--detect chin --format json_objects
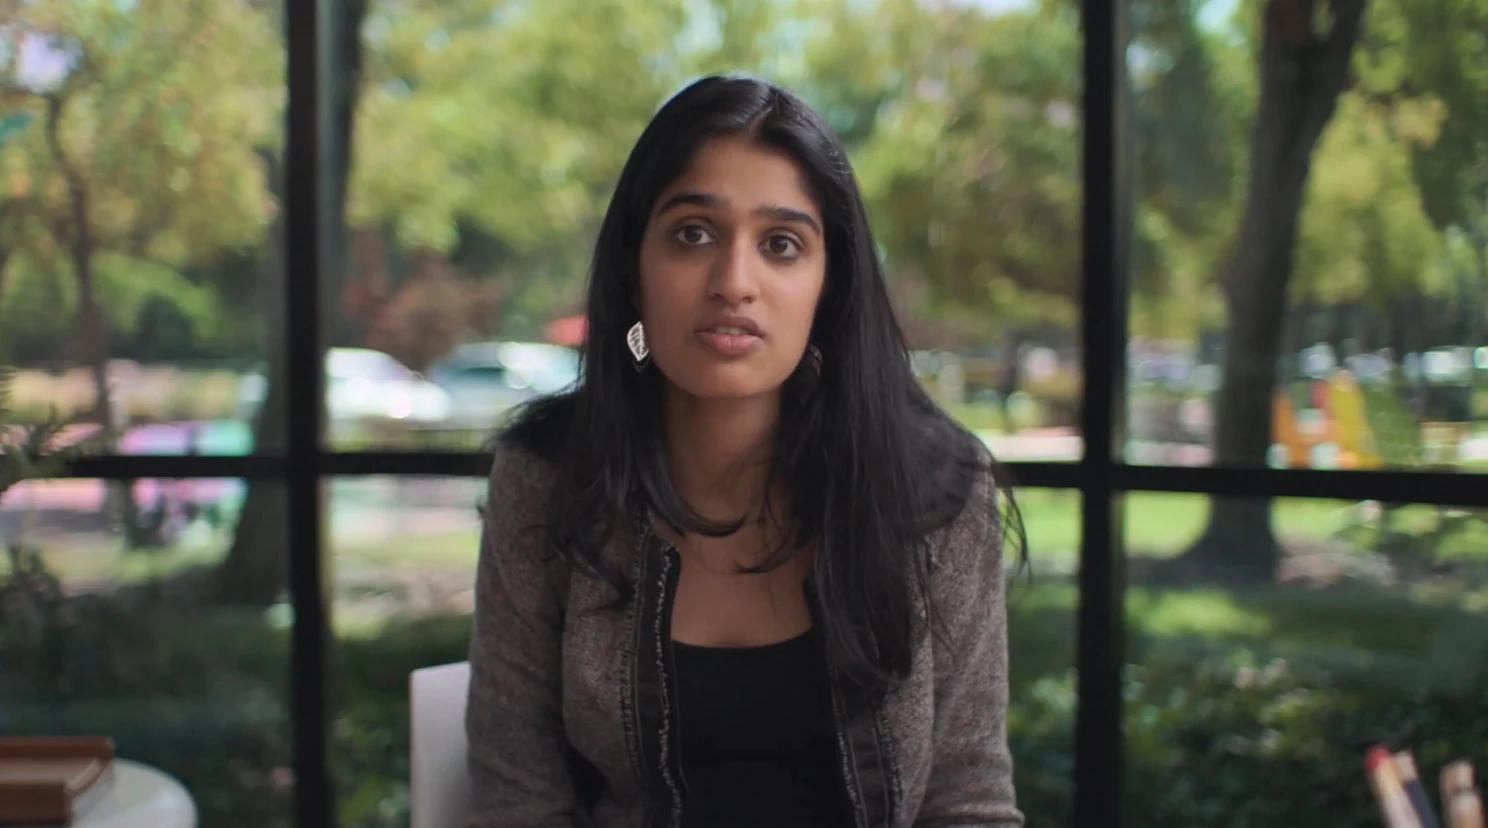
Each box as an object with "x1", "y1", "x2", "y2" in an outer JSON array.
[{"x1": 665, "y1": 366, "x2": 784, "y2": 402}]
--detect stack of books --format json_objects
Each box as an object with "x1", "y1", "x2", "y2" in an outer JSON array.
[
  {"x1": 0, "y1": 738, "x2": 116, "y2": 827},
  {"x1": 1366, "y1": 746, "x2": 1485, "y2": 828}
]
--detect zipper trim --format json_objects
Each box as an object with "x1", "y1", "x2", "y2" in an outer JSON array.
[
  {"x1": 618, "y1": 525, "x2": 653, "y2": 825},
  {"x1": 808, "y1": 580, "x2": 870, "y2": 828},
  {"x1": 651, "y1": 529, "x2": 687, "y2": 826},
  {"x1": 826, "y1": 659, "x2": 871, "y2": 828},
  {"x1": 869, "y1": 701, "x2": 898, "y2": 823}
]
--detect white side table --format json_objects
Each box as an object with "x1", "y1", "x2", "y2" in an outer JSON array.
[{"x1": 22, "y1": 759, "x2": 198, "y2": 828}]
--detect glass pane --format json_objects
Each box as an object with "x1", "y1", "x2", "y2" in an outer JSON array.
[
  {"x1": 334, "y1": 0, "x2": 1082, "y2": 460},
  {"x1": 1123, "y1": 492, "x2": 1488, "y2": 825},
  {"x1": 1007, "y1": 487, "x2": 1080, "y2": 827},
  {"x1": 1, "y1": 477, "x2": 292, "y2": 828},
  {"x1": 1125, "y1": 0, "x2": 1487, "y2": 471},
  {"x1": 327, "y1": 477, "x2": 1078, "y2": 826},
  {"x1": 0, "y1": 3, "x2": 286, "y2": 455},
  {"x1": 327, "y1": 475, "x2": 484, "y2": 827}
]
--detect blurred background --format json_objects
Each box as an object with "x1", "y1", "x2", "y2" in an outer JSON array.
[{"x1": 0, "y1": 0, "x2": 1484, "y2": 826}]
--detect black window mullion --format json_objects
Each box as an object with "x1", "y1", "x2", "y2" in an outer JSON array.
[
  {"x1": 1075, "y1": 0, "x2": 1132, "y2": 823},
  {"x1": 57, "y1": 454, "x2": 1488, "y2": 510},
  {"x1": 285, "y1": 0, "x2": 331, "y2": 824}
]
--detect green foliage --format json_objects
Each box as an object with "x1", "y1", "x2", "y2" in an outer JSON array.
[
  {"x1": 0, "y1": 593, "x2": 294, "y2": 828},
  {"x1": 0, "y1": 0, "x2": 280, "y2": 358},
  {"x1": 1129, "y1": 0, "x2": 1488, "y2": 341},
  {"x1": 1121, "y1": 652, "x2": 1488, "y2": 828},
  {"x1": 1, "y1": 249, "x2": 225, "y2": 343},
  {"x1": 0, "y1": 0, "x2": 1482, "y2": 357},
  {"x1": 1294, "y1": 91, "x2": 1446, "y2": 307},
  {"x1": 4, "y1": 579, "x2": 1485, "y2": 828},
  {"x1": 0, "y1": 363, "x2": 83, "y2": 498},
  {"x1": 852, "y1": 4, "x2": 1082, "y2": 341},
  {"x1": 351, "y1": 0, "x2": 688, "y2": 254}
]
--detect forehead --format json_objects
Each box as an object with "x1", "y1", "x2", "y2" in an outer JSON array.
[{"x1": 657, "y1": 135, "x2": 820, "y2": 217}]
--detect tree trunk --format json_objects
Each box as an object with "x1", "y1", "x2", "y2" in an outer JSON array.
[
  {"x1": 45, "y1": 94, "x2": 145, "y2": 545},
  {"x1": 211, "y1": 150, "x2": 290, "y2": 605},
  {"x1": 211, "y1": 0, "x2": 368, "y2": 605},
  {"x1": 320, "y1": 0, "x2": 369, "y2": 352},
  {"x1": 68, "y1": 210, "x2": 144, "y2": 545},
  {"x1": 1179, "y1": 0, "x2": 1368, "y2": 583}
]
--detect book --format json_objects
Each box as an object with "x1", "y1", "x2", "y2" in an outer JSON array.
[{"x1": 0, "y1": 738, "x2": 116, "y2": 827}]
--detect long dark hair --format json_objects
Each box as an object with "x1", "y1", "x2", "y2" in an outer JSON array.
[{"x1": 505, "y1": 75, "x2": 1025, "y2": 697}]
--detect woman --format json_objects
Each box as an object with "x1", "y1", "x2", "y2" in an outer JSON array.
[{"x1": 467, "y1": 75, "x2": 1025, "y2": 828}]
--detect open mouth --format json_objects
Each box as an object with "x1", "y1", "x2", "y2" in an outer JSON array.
[{"x1": 695, "y1": 323, "x2": 765, "y2": 357}]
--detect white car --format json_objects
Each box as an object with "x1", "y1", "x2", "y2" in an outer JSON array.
[
  {"x1": 428, "y1": 341, "x2": 580, "y2": 429},
  {"x1": 236, "y1": 347, "x2": 453, "y2": 426}
]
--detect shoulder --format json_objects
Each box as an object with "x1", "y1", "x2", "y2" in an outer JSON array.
[
  {"x1": 926, "y1": 452, "x2": 1007, "y2": 594},
  {"x1": 484, "y1": 432, "x2": 561, "y2": 537},
  {"x1": 475, "y1": 435, "x2": 566, "y2": 614},
  {"x1": 486, "y1": 391, "x2": 577, "y2": 507},
  {"x1": 489, "y1": 430, "x2": 560, "y2": 487}
]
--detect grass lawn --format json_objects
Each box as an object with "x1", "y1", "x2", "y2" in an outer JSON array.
[
  {"x1": 14, "y1": 491, "x2": 1483, "y2": 583},
  {"x1": 1006, "y1": 489, "x2": 1359, "y2": 566}
]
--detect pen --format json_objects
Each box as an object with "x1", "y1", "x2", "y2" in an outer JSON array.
[
  {"x1": 1368, "y1": 746, "x2": 1425, "y2": 828},
  {"x1": 1394, "y1": 751, "x2": 1441, "y2": 828}
]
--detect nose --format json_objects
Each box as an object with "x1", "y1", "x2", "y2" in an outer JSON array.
[{"x1": 706, "y1": 235, "x2": 760, "y2": 305}]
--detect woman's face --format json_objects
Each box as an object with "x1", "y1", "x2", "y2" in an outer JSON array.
[{"x1": 636, "y1": 135, "x2": 827, "y2": 402}]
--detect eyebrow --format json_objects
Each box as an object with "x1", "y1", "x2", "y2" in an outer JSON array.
[{"x1": 656, "y1": 191, "x2": 822, "y2": 237}]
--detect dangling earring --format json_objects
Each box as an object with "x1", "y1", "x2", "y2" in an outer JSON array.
[
  {"x1": 626, "y1": 321, "x2": 650, "y2": 369},
  {"x1": 806, "y1": 344, "x2": 823, "y2": 377}
]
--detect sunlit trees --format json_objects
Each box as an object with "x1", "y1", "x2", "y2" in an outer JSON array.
[{"x1": 0, "y1": 0, "x2": 279, "y2": 439}]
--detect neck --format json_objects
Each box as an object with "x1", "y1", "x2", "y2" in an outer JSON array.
[{"x1": 663, "y1": 387, "x2": 779, "y2": 522}]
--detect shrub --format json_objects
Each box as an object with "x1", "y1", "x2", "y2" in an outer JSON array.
[
  {"x1": 1005, "y1": 650, "x2": 1488, "y2": 828},
  {"x1": 5, "y1": 568, "x2": 1484, "y2": 828},
  {"x1": 0, "y1": 586, "x2": 294, "y2": 828}
]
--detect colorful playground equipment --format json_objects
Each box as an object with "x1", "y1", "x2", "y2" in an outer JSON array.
[{"x1": 1271, "y1": 369, "x2": 1470, "y2": 470}]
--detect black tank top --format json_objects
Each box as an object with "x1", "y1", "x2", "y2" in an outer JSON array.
[{"x1": 671, "y1": 631, "x2": 856, "y2": 828}]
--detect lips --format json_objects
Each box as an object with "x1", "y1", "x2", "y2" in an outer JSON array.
[
  {"x1": 696, "y1": 316, "x2": 764, "y2": 338},
  {"x1": 695, "y1": 315, "x2": 765, "y2": 357}
]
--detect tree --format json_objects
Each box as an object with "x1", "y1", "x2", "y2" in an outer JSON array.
[
  {"x1": 343, "y1": 0, "x2": 719, "y2": 350},
  {"x1": 1145, "y1": 0, "x2": 1488, "y2": 581},
  {"x1": 0, "y1": 0, "x2": 277, "y2": 549},
  {"x1": 850, "y1": 2, "x2": 1083, "y2": 349},
  {"x1": 0, "y1": 0, "x2": 278, "y2": 427},
  {"x1": 1387, "y1": 0, "x2": 1487, "y2": 384},
  {"x1": 213, "y1": 0, "x2": 365, "y2": 605},
  {"x1": 1177, "y1": 0, "x2": 1367, "y2": 580},
  {"x1": 1293, "y1": 92, "x2": 1446, "y2": 313},
  {"x1": 1127, "y1": 1, "x2": 1252, "y2": 342}
]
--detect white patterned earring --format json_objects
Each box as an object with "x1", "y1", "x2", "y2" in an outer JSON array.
[{"x1": 626, "y1": 321, "x2": 650, "y2": 368}]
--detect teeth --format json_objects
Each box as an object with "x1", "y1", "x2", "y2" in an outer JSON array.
[{"x1": 710, "y1": 326, "x2": 749, "y2": 335}]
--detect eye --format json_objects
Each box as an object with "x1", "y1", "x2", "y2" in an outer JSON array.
[
  {"x1": 673, "y1": 224, "x2": 714, "y2": 246},
  {"x1": 763, "y1": 233, "x2": 803, "y2": 259}
]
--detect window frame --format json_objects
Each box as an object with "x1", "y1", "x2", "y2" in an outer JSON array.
[{"x1": 47, "y1": 1, "x2": 1488, "y2": 826}]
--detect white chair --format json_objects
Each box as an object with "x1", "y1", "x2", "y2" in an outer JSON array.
[{"x1": 409, "y1": 661, "x2": 474, "y2": 828}]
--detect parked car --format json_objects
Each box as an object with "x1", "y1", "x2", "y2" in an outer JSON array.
[
  {"x1": 235, "y1": 347, "x2": 453, "y2": 426},
  {"x1": 427, "y1": 341, "x2": 580, "y2": 429}
]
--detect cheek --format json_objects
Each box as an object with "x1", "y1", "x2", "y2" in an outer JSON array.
[
  {"x1": 782, "y1": 267, "x2": 827, "y2": 343},
  {"x1": 636, "y1": 248, "x2": 695, "y2": 336}
]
